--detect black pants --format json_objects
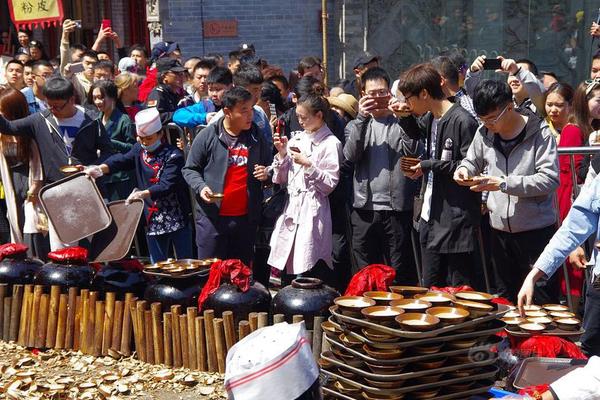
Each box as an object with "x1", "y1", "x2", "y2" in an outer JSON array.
[
  {"x1": 419, "y1": 218, "x2": 475, "y2": 287},
  {"x1": 330, "y1": 201, "x2": 352, "y2": 293},
  {"x1": 582, "y1": 281, "x2": 600, "y2": 356},
  {"x1": 491, "y1": 225, "x2": 559, "y2": 304},
  {"x1": 351, "y1": 209, "x2": 416, "y2": 284},
  {"x1": 195, "y1": 214, "x2": 257, "y2": 266}
]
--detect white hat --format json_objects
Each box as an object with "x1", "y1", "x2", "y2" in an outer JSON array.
[
  {"x1": 224, "y1": 322, "x2": 319, "y2": 400},
  {"x1": 135, "y1": 107, "x2": 162, "y2": 137}
]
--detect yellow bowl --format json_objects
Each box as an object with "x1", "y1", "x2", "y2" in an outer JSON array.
[
  {"x1": 414, "y1": 291, "x2": 456, "y2": 306},
  {"x1": 363, "y1": 291, "x2": 404, "y2": 305},
  {"x1": 426, "y1": 306, "x2": 469, "y2": 325},
  {"x1": 396, "y1": 313, "x2": 440, "y2": 331}
]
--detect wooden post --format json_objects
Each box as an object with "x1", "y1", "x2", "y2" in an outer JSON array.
[
  {"x1": 213, "y1": 318, "x2": 226, "y2": 373},
  {"x1": 9, "y1": 284, "x2": 23, "y2": 342},
  {"x1": 129, "y1": 301, "x2": 140, "y2": 360},
  {"x1": 222, "y1": 311, "x2": 236, "y2": 351},
  {"x1": 17, "y1": 284, "x2": 32, "y2": 346},
  {"x1": 163, "y1": 312, "x2": 173, "y2": 367},
  {"x1": 292, "y1": 315, "x2": 304, "y2": 323},
  {"x1": 45, "y1": 285, "x2": 60, "y2": 348},
  {"x1": 102, "y1": 292, "x2": 115, "y2": 356},
  {"x1": 150, "y1": 303, "x2": 163, "y2": 365},
  {"x1": 179, "y1": 315, "x2": 190, "y2": 368},
  {"x1": 28, "y1": 285, "x2": 43, "y2": 346},
  {"x1": 110, "y1": 300, "x2": 124, "y2": 356},
  {"x1": 0, "y1": 283, "x2": 6, "y2": 339},
  {"x1": 171, "y1": 305, "x2": 182, "y2": 367},
  {"x1": 85, "y1": 292, "x2": 98, "y2": 354},
  {"x1": 65, "y1": 287, "x2": 77, "y2": 349},
  {"x1": 93, "y1": 301, "x2": 104, "y2": 357},
  {"x1": 144, "y1": 310, "x2": 154, "y2": 364},
  {"x1": 136, "y1": 300, "x2": 147, "y2": 362},
  {"x1": 257, "y1": 312, "x2": 268, "y2": 329},
  {"x1": 73, "y1": 293, "x2": 83, "y2": 351},
  {"x1": 203, "y1": 309, "x2": 217, "y2": 372},
  {"x1": 79, "y1": 290, "x2": 90, "y2": 353},
  {"x1": 3, "y1": 297, "x2": 11, "y2": 342},
  {"x1": 120, "y1": 293, "x2": 134, "y2": 356},
  {"x1": 238, "y1": 320, "x2": 251, "y2": 340},
  {"x1": 55, "y1": 294, "x2": 68, "y2": 349},
  {"x1": 195, "y1": 316, "x2": 206, "y2": 371},
  {"x1": 248, "y1": 312, "x2": 258, "y2": 331},
  {"x1": 34, "y1": 294, "x2": 49, "y2": 348},
  {"x1": 273, "y1": 314, "x2": 285, "y2": 324},
  {"x1": 186, "y1": 307, "x2": 197, "y2": 369}
]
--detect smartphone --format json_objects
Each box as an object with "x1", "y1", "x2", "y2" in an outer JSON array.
[
  {"x1": 101, "y1": 19, "x2": 112, "y2": 30},
  {"x1": 70, "y1": 62, "x2": 84, "y2": 73},
  {"x1": 73, "y1": 19, "x2": 82, "y2": 29},
  {"x1": 269, "y1": 103, "x2": 277, "y2": 117},
  {"x1": 483, "y1": 58, "x2": 502, "y2": 70},
  {"x1": 372, "y1": 95, "x2": 391, "y2": 110},
  {"x1": 289, "y1": 146, "x2": 300, "y2": 153}
]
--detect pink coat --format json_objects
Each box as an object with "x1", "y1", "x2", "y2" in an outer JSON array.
[{"x1": 268, "y1": 124, "x2": 341, "y2": 275}]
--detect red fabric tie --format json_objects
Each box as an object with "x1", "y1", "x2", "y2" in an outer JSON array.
[
  {"x1": 47, "y1": 246, "x2": 89, "y2": 264},
  {"x1": 198, "y1": 259, "x2": 251, "y2": 311},
  {"x1": 510, "y1": 335, "x2": 588, "y2": 359},
  {"x1": 344, "y1": 264, "x2": 396, "y2": 296},
  {"x1": 0, "y1": 243, "x2": 29, "y2": 261}
]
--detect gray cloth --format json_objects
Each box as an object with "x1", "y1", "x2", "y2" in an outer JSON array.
[
  {"x1": 365, "y1": 115, "x2": 393, "y2": 209},
  {"x1": 459, "y1": 112, "x2": 559, "y2": 233}
]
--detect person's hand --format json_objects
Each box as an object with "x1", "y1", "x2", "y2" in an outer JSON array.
[
  {"x1": 568, "y1": 246, "x2": 588, "y2": 269},
  {"x1": 110, "y1": 30, "x2": 123, "y2": 48},
  {"x1": 63, "y1": 63, "x2": 75, "y2": 78},
  {"x1": 253, "y1": 164, "x2": 269, "y2": 181},
  {"x1": 498, "y1": 56, "x2": 519, "y2": 75},
  {"x1": 83, "y1": 165, "x2": 104, "y2": 179},
  {"x1": 62, "y1": 19, "x2": 77, "y2": 40},
  {"x1": 453, "y1": 166, "x2": 471, "y2": 185},
  {"x1": 591, "y1": 22, "x2": 600, "y2": 37},
  {"x1": 469, "y1": 175, "x2": 504, "y2": 192},
  {"x1": 469, "y1": 55, "x2": 486, "y2": 72},
  {"x1": 406, "y1": 163, "x2": 423, "y2": 180},
  {"x1": 200, "y1": 186, "x2": 214, "y2": 203},
  {"x1": 97, "y1": 26, "x2": 112, "y2": 42},
  {"x1": 388, "y1": 96, "x2": 412, "y2": 117},
  {"x1": 289, "y1": 148, "x2": 311, "y2": 167},
  {"x1": 517, "y1": 268, "x2": 545, "y2": 317},
  {"x1": 358, "y1": 95, "x2": 377, "y2": 117},
  {"x1": 125, "y1": 189, "x2": 149, "y2": 204},
  {"x1": 273, "y1": 130, "x2": 288, "y2": 157},
  {"x1": 176, "y1": 137, "x2": 184, "y2": 151}
]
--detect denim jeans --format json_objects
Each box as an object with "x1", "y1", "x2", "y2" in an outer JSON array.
[{"x1": 147, "y1": 223, "x2": 193, "y2": 263}]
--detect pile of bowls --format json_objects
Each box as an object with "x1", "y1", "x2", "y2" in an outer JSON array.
[
  {"x1": 501, "y1": 303, "x2": 581, "y2": 333},
  {"x1": 143, "y1": 258, "x2": 218, "y2": 277}
]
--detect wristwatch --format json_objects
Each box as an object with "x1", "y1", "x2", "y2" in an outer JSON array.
[{"x1": 499, "y1": 178, "x2": 508, "y2": 193}]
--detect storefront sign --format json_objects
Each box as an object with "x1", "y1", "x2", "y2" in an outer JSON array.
[
  {"x1": 8, "y1": 0, "x2": 64, "y2": 29},
  {"x1": 203, "y1": 20, "x2": 238, "y2": 38}
]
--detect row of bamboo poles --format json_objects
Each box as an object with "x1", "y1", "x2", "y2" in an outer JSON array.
[{"x1": 0, "y1": 283, "x2": 326, "y2": 373}]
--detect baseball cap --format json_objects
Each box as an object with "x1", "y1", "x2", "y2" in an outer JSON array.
[
  {"x1": 151, "y1": 41, "x2": 179, "y2": 60},
  {"x1": 353, "y1": 51, "x2": 380, "y2": 69},
  {"x1": 156, "y1": 58, "x2": 186, "y2": 74}
]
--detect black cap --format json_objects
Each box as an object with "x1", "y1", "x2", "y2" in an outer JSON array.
[
  {"x1": 156, "y1": 58, "x2": 186, "y2": 73},
  {"x1": 353, "y1": 51, "x2": 380, "y2": 69}
]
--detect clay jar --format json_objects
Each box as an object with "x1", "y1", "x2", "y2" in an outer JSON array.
[
  {"x1": 92, "y1": 261, "x2": 148, "y2": 299},
  {"x1": 34, "y1": 259, "x2": 95, "y2": 292},
  {"x1": 272, "y1": 278, "x2": 340, "y2": 329},
  {"x1": 143, "y1": 275, "x2": 208, "y2": 309},
  {"x1": 203, "y1": 280, "x2": 271, "y2": 324},
  {"x1": 0, "y1": 253, "x2": 43, "y2": 288}
]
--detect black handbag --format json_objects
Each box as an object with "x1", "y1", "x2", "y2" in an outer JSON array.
[{"x1": 262, "y1": 186, "x2": 288, "y2": 220}]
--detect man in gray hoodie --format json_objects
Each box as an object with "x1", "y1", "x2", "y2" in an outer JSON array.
[{"x1": 454, "y1": 79, "x2": 560, "y2": 304}]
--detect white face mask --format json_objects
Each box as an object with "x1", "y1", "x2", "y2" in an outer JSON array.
[{"x1": 141, "y1": 139, "x2": 161, "y2": 152}]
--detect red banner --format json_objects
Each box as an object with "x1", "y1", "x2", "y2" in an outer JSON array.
[{"x1": 8, "y1": 0, "x2": 64, "y2": 30}]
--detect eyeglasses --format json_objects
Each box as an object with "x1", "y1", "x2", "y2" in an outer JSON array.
[
  {"x1": 585, "y1": 78, "x2": 600, "y2": 95},
  {"x1": 366, "y1": 89, "x2": 390, "y2": 97},
  {"x1": 47, "y1": 100, "x2": 70, "y2": 112},
  {"x1": 479, "y1": 103, "x2": 510, "y2": 125},
  {"x1": 33, "y1": 73, "x2": 53, "y2": 80}
]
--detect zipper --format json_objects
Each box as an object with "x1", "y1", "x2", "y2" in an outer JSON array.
[{"x1": 504, "y1": 155, "x2": 512, "y2": 233}]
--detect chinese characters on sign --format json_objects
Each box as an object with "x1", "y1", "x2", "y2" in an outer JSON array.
[
  {"x1": 8, "y1": 0, "x2": 64, "y2": 29},
  {"x1": 203, "y1": 20, "x2": 238, "y2": 38}
]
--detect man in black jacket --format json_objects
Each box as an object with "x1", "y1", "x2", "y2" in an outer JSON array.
[
  {"x1": 182, "y1": 87, "x2": 273, "y2": 265},
  {"x1": 398, "y1": 63, "x2": 480, "y2": 288},
  {"x1": 0, "y1": 76, "x2": 114, "y2": 185}
]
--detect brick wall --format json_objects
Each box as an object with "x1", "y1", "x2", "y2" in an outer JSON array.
[{"x1": 160, "y1": 0, "x2": 335, "y2": 78}]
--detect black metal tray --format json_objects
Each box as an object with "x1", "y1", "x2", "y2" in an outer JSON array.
[
  {"x1": 321, "y1": 365, "x2": 498, "y2": 395},
  {"x1": 325, "y1": 334, "x2": 502, "y2": 365},
  {"x1": 321, "y1": 350, "x2": 498, "y2": 382},
  {"x1": 505, "y1": 325, "x2": 585, "y2": 338},
  {"x1": 39, "y1": 172, "x2": 112, "y2": 243},
  {"x1": 512, "y1": 357, "x2": 587, "y2": 390},
  {"x1": 330, "y1": 303, "x2": 509, "y2": 339},
  {"x1": 142, "y1": 268, "x2": 210, "y2": 279}
]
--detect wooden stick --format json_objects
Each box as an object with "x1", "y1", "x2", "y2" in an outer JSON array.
[
  {"x1": 17, "y1": 284, "x2": 32, "y2": 346},
  {"x1": 171, "y1": 305, "x2": 182, "y2": 367},
  {"x1": 195, "y1": 316, "x2": 206, "y2": 371},
  {"x1": 120, "y1": 293, "x2": 134, "y2": 356},
  {"x1": 3, "y1": 297, "x2": 11, "y2": 342},
  {"x1": 55, "y1": 294, "x2": 68, "y2": 349},
  {"x1": 110, "y1": 301, "x2": 124, "y2": 355},
  {"x1": 213, "y1": 318, "x2": 226, "y2": 373},
  {"x1": 65, "y1": 287, "x2": 77, "y2": 349},
  {"x1": 222, "y1": 311, "x2": 236, "y2": 350},
  {"x1": 74, "y1": 289, "x2": 88, "y2": 351},
  {"x1": 186, "y1": 307, "x2": 197, "y2": 369},
  {"x1": 144, "y1": 310, "x2": 154, "y2": 364},
  {"x1": 273, "y1": 314, "x2": 285, "y2": 324},
  {"x1": 151, "y1": 303, "x2": 163, "y2": 365},
  {"x1": 0, "y1": 283, "x2": 6, "y2": 339},
  {"x1": 292, "y1": 314, "x2": 304, "y2": 323},
  {"x1": 28, "y1": 285, "x2": 43, "y2": 346},
  {"x1": 163, "y1": 312, "x2": 173, "y2": 367},
  {"x1": 248, "y1": 312, "x2": 258, "y2": 332},
  {"x1": 45, "y1": 286, "x2": 60, "y2": 348},
  {"x1": 312, "y1": 316, "x2": 325, "y2": 360},
  {"x1": 204, "y1": 310, "x2": 217, "y2": 372},
  {"x1": 238, "y1": 320, "x2": 251, "y2": 340},
  {"x1": 136, "y1": 301, "x2": 147, "y2": 362},
  {"x1": 9, "y1": 284, "x2": 23, "y2": 342},
  {"x1": 257, "y1": 312, "x2": 268, "y2": 329},
  {"x1": 34, "y1": 294, "x2": 49, "y2": 348},
  {"x1": 102, "y1": 292, "x2": 115, "y2": 356},
  {"x1": 179, "y1": 315, "x2": 190, "y2": 368},
  {"x1": 85, "y1": 292, "x2": 98, "y2": 354},
  {"x1": 79, "y1": 290, "x2": 89, "y2": 353},
  {"x1": 129, "y1": 301, "x2": 140, "y2": 360},
  {"x1": 93, "y1": 301, "x2": 104, "y2": 357}
]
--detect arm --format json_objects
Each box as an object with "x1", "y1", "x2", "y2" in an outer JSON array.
[
  {"x1": 182, "y1": 129, "x2": 209, "y2": 193},
  {"x1": 91, "y1": 26, "x2": 111, "y2": 52},
  {"x1": 147, "y1": 151, "x2": 185, "y2": 199},
  {"x1": 515, "y1": 67, "x2": 545, "y2": 114},
  {"x1": 173, "y1": 103, "x2": 208, "y2": 128},
  {"x1": 0, "y1": 114, "x2": 35, "y2": 138},
  {"x1": 458, "y1": 128, "x2": 486, "y2": 176},
  {"x1": 342, "y1": 116, "x2": 369, "y2": 163},
  {"x1": 272, "y1": 154, "x2": 292, "y2": 185},
  {"x1": 549, "y1": 357, "x2": 600, "y2": 400},
  {"x1": 110, "y1": 118, "x2": 136, "y2": 153},
  {"x1": 464, "y1": 68, "x2": 483, "y2": 98},
  {"x1": 504, "y1": 127, "x2": 560, "y2": 197},
  {"x1": 304, "y1": 140, "x2": 341, "y2": 196},
  {"x1": 59, "y1": 19, "x2": 76, "y2": 76},
  {"x1": 104, "y1": 143, "x2": 139, "y2": 173},
  {"x1": 397, "y1": 121, "x2": 424, "y2": 158},
  {"x1": 146, "y1": 90, "x2": 175, "y2": 124}
]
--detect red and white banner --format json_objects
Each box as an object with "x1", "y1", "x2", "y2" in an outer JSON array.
[{"x1": 8, "y1": 0, "x2": 64, "y2": 30}]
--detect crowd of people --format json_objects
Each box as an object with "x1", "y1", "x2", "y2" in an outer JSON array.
[{"x1": 2, "y1": 19, "x2": 600, "y2": 358}]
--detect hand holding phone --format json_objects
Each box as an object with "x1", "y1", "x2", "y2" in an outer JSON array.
[
  {"x1": 69, "y1": 62, "x2": 84, "y2": 74},
  {"x1": 101, "y1": 19, "x2": 112, "y2": 30},
  {"x1": 483, "y1": 58, "x2": 502, "y2": 70},
  {"x1": 372, "y1": 95, "x2": 391, "y2": 110},
  {"x1": 289, "y1": 146, "x2": 301, "y2": 153}
]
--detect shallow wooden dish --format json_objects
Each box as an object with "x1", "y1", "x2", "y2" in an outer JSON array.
[
  {"x1": 388, "y1": 285, "x2": 429, "y2": 298},
  {"x1": 363, "y1": 344, "x2": 404, "y2": 360},
  {"x1": 453, "y1": 299, "x2": 494, "y2": 318},
  {"x1": 414, "y1": 291, "x2": 456, "y2": 306},
  {"x1": 555, "y1": 317, "x2": 581, "y2": 331},
  {"x1": 364, "y1": 291, "x2": 404, "y2": 305},
  {"x1": 395, "y1": 312, "x2": 440, "y2": 331},
  {"x1": 426, "y1": 306, "x2": 469, "y2": 325},
  {"x1": 334, "y1": 296, "x2": 376, "y2": 316},
  {"x1": 361, "y1": 305, "x2": 405, "y2": 323},
  {"x1": 455, "y1": 290, "x2": 494, "y2": 303},
  {"x1": 389, "y1": 298, "x2": 432, "y2": 312}
]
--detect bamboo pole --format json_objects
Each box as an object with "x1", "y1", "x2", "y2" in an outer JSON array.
[
  {"x1": 17, "y1": 284, "x2": 32, "y2": 346},
  {"x1": 203, "y1": 309, "x2": 217, "y2": 372},
  {"x1": 73, "y1": 292, "x2": 84, "y2": 351},
  {"x1": 28, "y1": 285, "x2": 43, "y2": 346},
  {"x1": 120, "y1": 293, "x2": 134, "y2": 356},
  {"x1": 186, "y1": 307, "x2": 197, "y2": 370},
  {"x1": 151, "y1": 303, "x2": 163, "y2": 365},
  {"x1": 248, "y1": 312, "x2": 258, "y2": 332},
  {"x1": 136, "y1": 300, "x2": 147, "y2": 362},
  {"x1": 257, "y1": 312, "x2": 268, "y2": 329},
  {"x1": 34, "y1": 294, "x2": 49, "y2": 348},
  {"x1": 102, "y1": 292, "x2": 115, "y2": 355},
  {"x1": 45, "y1": 285, "x2": 60, "y2": 348},
  {"x1": 65, "y1": 287, "x2": 77, "y2": 349},
  {"x1": 238, "y1": 320, "x2": 251, "y2": 340},
  {"x1": 93, "y1": 301, "x2": 104, "y2": 357},
  {"x1": 8, "y1": 284, "x2": 23, "y2": 342},
  {"x1": 85, "y1": 292, "x2": 98, "y2": 354},
  {"x1": 312, "y1": 316, "x2": 325, "y2": 360},
  {"x1": 163, "y1": 312, "x2": 173, "y2": 367},
  {"x1": 179, "y1": 315, "x2": 189, "y2": 368},
  {"x1": 79, "y1": 290, "x2": 90, "y2": 353},
  {"x1": 0, "y1": 284, "x2": 6, "y2": 339},
  {"x1": 273, "y1": 314, "x2": 285, "y2": 324},
  {"x1": 195, "y1": 316, "x2": 206, "y2": 371},
  {"x1": 171, "y1": 305, "x2": 182, "y2": 367},
  {"x1": 55, "y1": 294, "x2": 68, "y2": 349},
  {"x1": 110, "y1": 300, "x2": 124, "y2": 356},
  {"x1": 213, "y1": 318, "x2": 226, "y2": 373},
  {"x1": 144, "y1": 310, "x2": 154, "y2": 364},
  {"x1": 129, "y1": 301, "x2": 141, "y2": 360},
  {"x1": 3, "y1": 297, "x2": 11, "y2": 342},
  {"x1": 222, "y1": 311, "x2": 236, "y2": 351}
]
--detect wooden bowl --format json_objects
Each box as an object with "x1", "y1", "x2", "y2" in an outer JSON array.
[
  {"x1": 390, "y1": 298, "x2": 432, "y2": 312},
  {"x1": 426, "y1": 306, "x2": 469, "y2": 325},
  {"x1": 453, "y1": 299, "x2": 494, "y2": 318},
  {"x1": 503, "y1": 310, "x2": 522, "y2": 319},
  {"x1": 338, "y1": 352, "x2": 364, "y2": 368},
  {"x1": 543, "y1": 304, "x2": 569, "y2": 312},
  {"x1": 523, "y1": 305, "x2": 542, "y2": 312},
  {"x1": 555, "y1": 317, "x2": 581, "y2": 331},
  {"x1": 321, "y1": 320, "x2": 342, "y2": 335},
  {"x1": 144, "y1": 264, "x2": 162, "y2": 272},
  {"x1": 446, "y1": 338, "x2": 478, "y2": 350},
  {"x1": 396, "y1": 313, "x2": 440, "y2": 331},
  {"x1": 337, "y1": 367, "x2": 356, "y2": 379},
  {"x1": 519, "y1": 322, "x2": 546, "y2": 333},
  {"x1": 361, "y1": 306, "x2": 405, "y2": 323},
  {"x1": 318, "y1": 358, "x2": 333, "y2": 370},
  {"x1": 364, "y1": 377, "x2": 405, "y2": 389},
  {"x1": 411, "y1": 389, "x2": 440, "y2": 400},
  {"x1": 525, "y1": 310, "x2": 548, "y2": 318},
  {"x1": 339, "y1": 333, "x2": 363, "y2": 348},
  {"x1": 414, "y1": 291, "x2": 456, "y2": 306},
  {"x1": 446, "y1": 382, "x2": 474, "y2": 392},
  {"x1": 388, "y1": 285, "x2": 429, "y2": 298},
  {"x1": 361, "y1": 328, "x2": 396, "y2": 342},
  {"x1": 550, "y1": 311, "x2": 576, "y2": 319},
  {"x1": 526, "y1": 316, "x2": 553, "y2": 325},
  {"x1": 334, "y1": 380, "x2": 361, "y2": 395},
  {"x1": 412, "y1": 342, "x2": 444, "y2": 355},
  {"x1": 363, "y1": 291, "x2": 404, "y2": 305},
  {"x1": 363, "y1": 344, "x2": 404, "y2": 360},
  {"x1": 415, "y1": 373, "x2": 443, "y2": 384},
  {"x1": 414, "y1": 357, "x2": 446, "y2": 369},
  {"x1": 365, "y1": 362, "x2": 405, "y2": 375},
  {"x1": 502, "y1": 317, "x2": 527, "y2": 330},
  {"x1": 362, "y1": 391, "x2": 405, "y2": 400},
  {"x1": 334, "y1": 296, "x2": 376, "y2": 316},
  {"x1": 454, "y1": 290, "x2": 494, "y2": 303}
]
